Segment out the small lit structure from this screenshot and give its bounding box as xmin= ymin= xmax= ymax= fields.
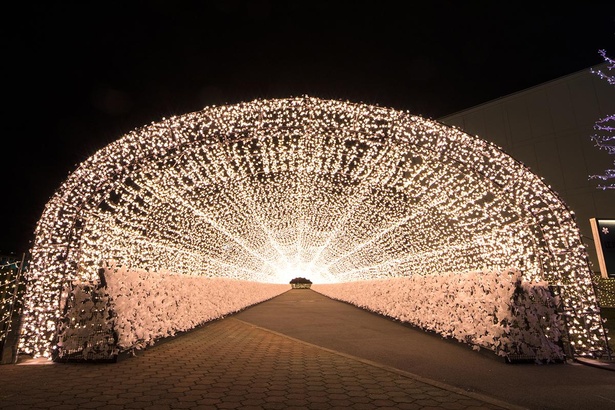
xmin=290 ymin=277 xmax=312 ymax=289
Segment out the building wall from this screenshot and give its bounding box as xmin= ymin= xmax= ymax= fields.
xmin=439 ymin=62 xmax=614 ymax=272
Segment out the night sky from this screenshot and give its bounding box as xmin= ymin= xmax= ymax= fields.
xmin=3 ymin=1 xmax=615 ymax=255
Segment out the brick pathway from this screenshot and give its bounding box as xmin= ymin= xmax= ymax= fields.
xmin=0 ymin=317 xmax=518 ymax=409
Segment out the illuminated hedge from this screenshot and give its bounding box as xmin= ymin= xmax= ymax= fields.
xmin=56 ymin=264 xmax=288 ymax=358
xmin=313 ymin=270 xmax=565 ymax=362
xmin=19 ymin=97 xmax=608 ymax=358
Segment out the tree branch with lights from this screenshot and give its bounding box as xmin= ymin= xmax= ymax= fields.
xmin=590 ymin=49 xmax=615 ymax=189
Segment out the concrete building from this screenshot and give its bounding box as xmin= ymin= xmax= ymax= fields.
xmin=439 ymin=62 xmax=615 ymax=275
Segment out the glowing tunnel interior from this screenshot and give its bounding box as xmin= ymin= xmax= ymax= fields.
xmin=21 ymin=97 xmax=603 ymax=357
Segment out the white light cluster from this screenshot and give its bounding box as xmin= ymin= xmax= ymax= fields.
xmin=19 ymin=97 xmax=608 ymax=358
xmin=589 ymin=49 xmax=614 ymax=189
xmin=1 ymin=260 xmax=25 ymax=343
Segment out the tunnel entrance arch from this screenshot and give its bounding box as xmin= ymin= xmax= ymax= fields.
xmin=20 ymin=97 xmax=607 ymax=359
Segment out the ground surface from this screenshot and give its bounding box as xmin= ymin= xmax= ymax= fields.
xmin=1 ymin=289 xmax=614 ymax=409
xmin=235 ymin=290 xmax=615 ymax=410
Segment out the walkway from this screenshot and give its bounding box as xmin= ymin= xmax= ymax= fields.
xmin=0 ymin=289 xmax=613 ymax=409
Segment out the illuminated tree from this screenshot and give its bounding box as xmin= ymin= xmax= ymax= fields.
xmin=590 ymin=49 xmax=615 ymax=190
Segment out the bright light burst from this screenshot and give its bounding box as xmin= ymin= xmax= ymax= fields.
xmin=20 ymin=97 xmax=607 ymax=358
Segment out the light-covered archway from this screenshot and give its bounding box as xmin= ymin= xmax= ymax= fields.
xmin=20 ymin=97 xmax=607 ymax=359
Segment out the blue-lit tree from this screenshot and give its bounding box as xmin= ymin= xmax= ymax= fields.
xmin=590 ymin=49 xmax=615 ymax=190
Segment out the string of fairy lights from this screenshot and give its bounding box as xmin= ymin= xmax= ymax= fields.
xmin=1 ymin=258 xmax=25 ymax=343
xmin=19 ymin=97 xmax=608 ymax=358
xmin=589 ymin=49 xmax=614 ymax=189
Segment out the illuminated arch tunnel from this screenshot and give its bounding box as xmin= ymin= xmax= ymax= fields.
xmin=19 ymin=97 xmax=608 ymax=360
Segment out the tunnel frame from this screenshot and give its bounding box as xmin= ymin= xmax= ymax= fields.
xmin=19 ymin=97 xmax=608 ymax=359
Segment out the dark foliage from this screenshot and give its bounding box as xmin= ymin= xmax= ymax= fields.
xmin=289 ymin=277 xmax=312 ymax=284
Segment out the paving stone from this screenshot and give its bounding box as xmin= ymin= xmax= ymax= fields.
xmin=372 ymin=398 xmax=398 ymax=406
xmin=79 ymin=401 xmax=107 ymax=409
xmin=123 ymin=403 xmax=149 ymax=409
xmin=416 ymin=398 xmax=446 ymax=406
xmin=168 ymin=402 xmax=197 ymax=409
xmin=328 ymin=393 xmax=351 ymax=400
xmin=439 ymin=402 xmax=469 ymax=410
xmin=195 ymin=398 xmax=221 ymax=406
xmin=354 ymin=404 xmax=385 ymax=410
xmin=396 ymin=403 xmax=424 ymax=410
xmin=329 ymin=398 xmax=356 ymax=406
xmin=261 ymin=403 xmax=287 ymax=410
xmin=349 ymin=395 xmax=373 ymax=404
xmin=215 ymin=402 xmax=241 ymax=409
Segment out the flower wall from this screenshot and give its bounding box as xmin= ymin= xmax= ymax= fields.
xmin=312 ymin=269 xmax=565 ymax=361
xmin=57 ymin=264 xmax=289 ymax=358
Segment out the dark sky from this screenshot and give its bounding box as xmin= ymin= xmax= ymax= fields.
xmin=3 ymin=1 xmax=615 ymax=255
